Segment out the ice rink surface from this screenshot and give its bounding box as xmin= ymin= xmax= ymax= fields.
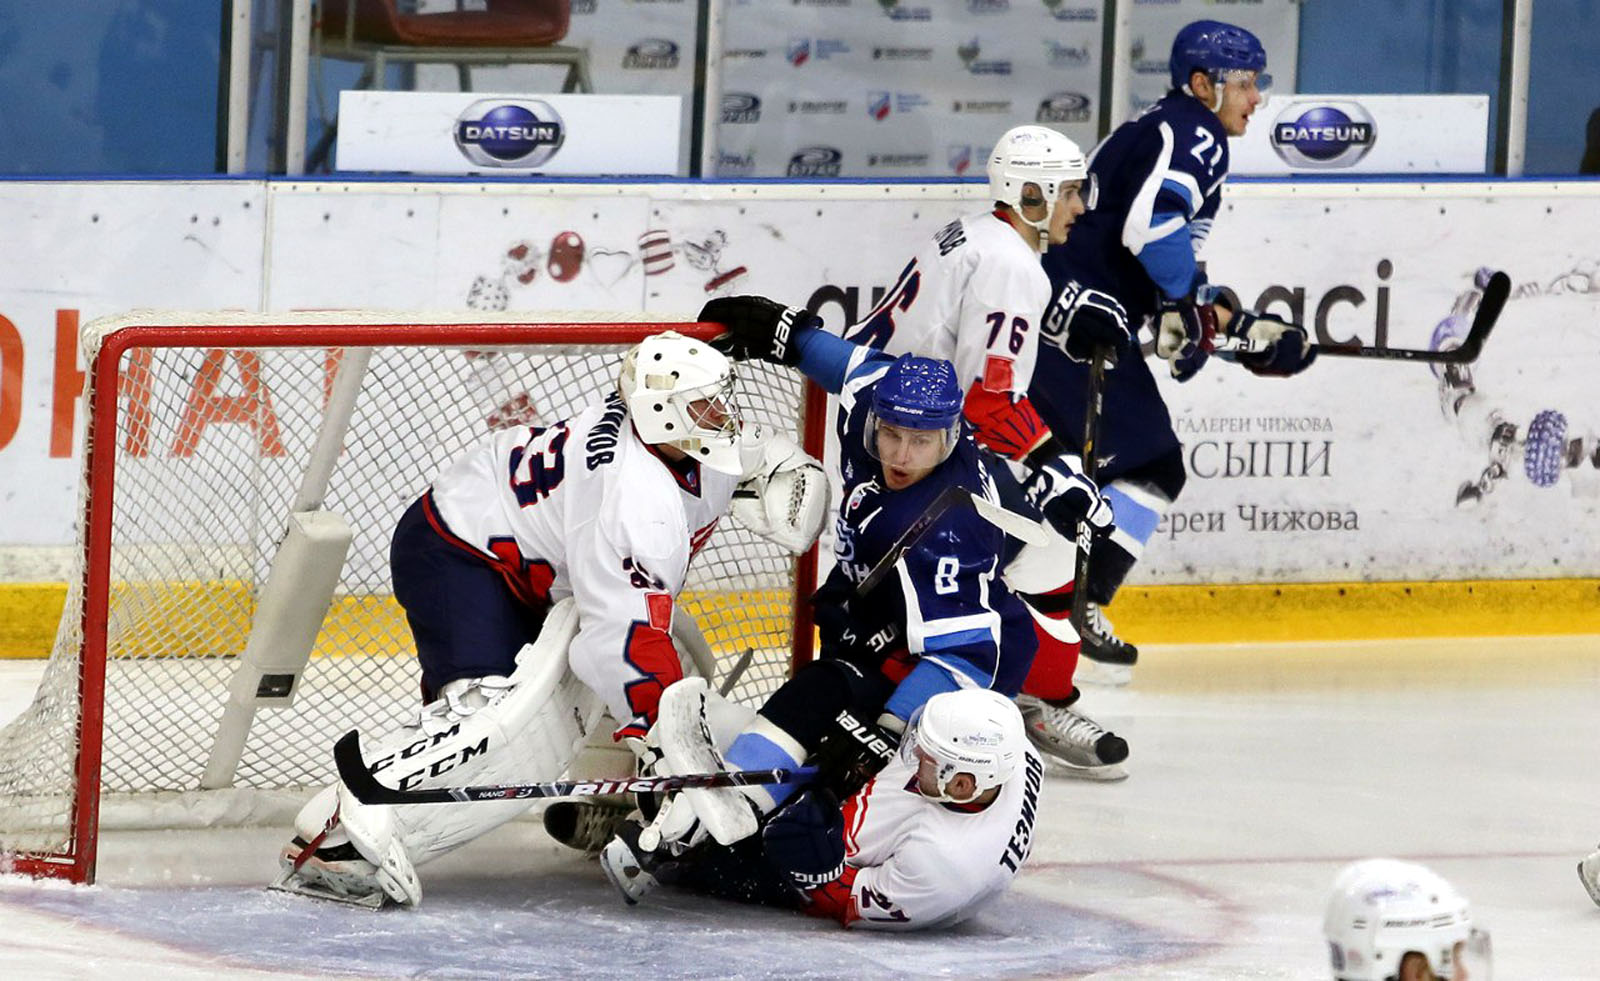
xmin=2 ymin=633 xmax=1598 ymax=980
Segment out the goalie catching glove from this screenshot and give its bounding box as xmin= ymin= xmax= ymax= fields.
xmin=701 ymin=295 xmax=820 ymax=367
xmin=1020 ymin=450 xmax=1114 ymax=539
xmin=732 ymin=424 xmax=827 ymax=554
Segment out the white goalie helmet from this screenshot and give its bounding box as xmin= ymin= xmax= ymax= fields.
xmin=618 ymin=330 xmax=744 ymax=474
xmin=987 ymin=124 xmax=1088 ymax=235
xmin=1324 ymin=859 xmax=1492 ymax=981
xmin=906 ymin=688 xmax=1027 ymax=804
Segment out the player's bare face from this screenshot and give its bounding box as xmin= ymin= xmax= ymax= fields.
xmin=876 ymin=422 xmax=945 ymax=490
xmin=1046 ymin=181 xmax=1085 ymax=245
xmin=914 ymin=746 xmax=977 ymax=801
xmin=1212 ymin=70 xmax=1265 ymax=137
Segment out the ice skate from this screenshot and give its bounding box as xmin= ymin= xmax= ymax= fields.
xmin=270 ymin=835 xmax=389 ymax=909
xmin=543 ymin=799 xmax=636 ymax=855
xmin=1076 ymin=603 xmax=1137 ymax=686
xmin=1015 ymin=694 xmax=1129 ymax=781
xmin=599 ymin=822 xmax=678 ymax=906
xmin=1579 ymin=847 xmax=1600 ymax=907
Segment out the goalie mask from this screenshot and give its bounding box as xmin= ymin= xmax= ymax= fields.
xmin=905 ymin=689 xmax=1026 ymax=805
xmin=1324 ymin=859 xmax=1492 ymax=981
xmin=866 ymin=355 xmax=964 ymax=476
xmin=618 ymin=330 xmax=744 ymax=475
xmin=987 ymin=125 xmax=1087 ymax=241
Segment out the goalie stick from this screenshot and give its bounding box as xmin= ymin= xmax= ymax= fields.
xmin=1216 ymin=270 xmax=1510 ymax=365
xmin=333 ymin=730 xmax=816 ymax=806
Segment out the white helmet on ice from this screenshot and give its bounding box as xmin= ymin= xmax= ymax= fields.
xmin=987 ymin=124 xmax=1087 ymax=237
xmin=1324 ymin=859 xmax=1491 ymax=981
xmin=907 ymin=688 xmax=1027 ymax=804
xmin=618 ymin=330 xmax=743 ymax=474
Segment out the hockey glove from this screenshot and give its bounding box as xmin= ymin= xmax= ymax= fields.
xmin=1047 ymin=280 xmax=1133 ymax=366
xmin=813 ymin=709 xmax=899 ymax=799
xmin=699 ymin=295 xmax=816 ymax=367
xmin=1020 ymin=451 xmax=1114 ymax=540
xmin=761 ymin=789 xmax=846 ymax=894
xmin=1156 ymin=293 xmax=1220 ymax=382
xmin=1227 ymin=311 xmax=1319 ymax=377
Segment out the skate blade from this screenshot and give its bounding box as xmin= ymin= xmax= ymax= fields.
xmin=1579 ymin=860 xmax=1600 ymax=908
xmin=1074 ymin=658 xmax=1133 ymax=688
xmin=1038 ymin=756 xmax=1129 ymax=782
xmin=267 ymin=866 xmax=387 ymax=909
xmin=599 ymin=838 xmax=654 ymax=906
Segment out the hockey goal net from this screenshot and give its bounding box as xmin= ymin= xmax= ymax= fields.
xmin=0 ymin=312 xmax=823 ymax=883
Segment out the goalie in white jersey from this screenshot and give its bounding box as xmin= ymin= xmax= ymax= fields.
xmin=272 ymin=331 xmax=826 ymax=908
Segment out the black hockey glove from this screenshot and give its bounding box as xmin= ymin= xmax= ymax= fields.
xmin=1045 ymin=280 xmax=1132 ymax=366
xmin=699 ymin=295 xmax=816 ymax=367
xmin=761 ymin=788 xmax=846 ymax=895
xmin=813 ymin=573 xmax=905 ymax=670
xmin=813 ymin=709 xmax=899 ymax=799
xmin=1020 ymin=450 xmax=1114 ymax=539
xmin=1227 ymin=311 xmax=1319 ymax=377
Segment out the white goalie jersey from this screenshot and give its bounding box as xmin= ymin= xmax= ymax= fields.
xmin=831 ymin=739 xmax=1046 ymax=930
xmin=843 ymin=210 xmax=1050 ymax=399
xmin=429 ymin=392 xmax=738 ymax=735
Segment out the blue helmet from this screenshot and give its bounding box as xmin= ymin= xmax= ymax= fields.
xmin=1169 ymin=19 xmax=1268 ymax=91
xmin=871 ymin=355 xmax=963 ymax=431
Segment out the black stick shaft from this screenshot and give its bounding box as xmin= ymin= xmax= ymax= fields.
xmin=333 ymin=730 xmax=815 ymax=806
xmin=1070 ymin=347 xmax=1109 ymax=634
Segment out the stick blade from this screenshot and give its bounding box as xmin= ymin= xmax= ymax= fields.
xmin=333 ymin=729 xmax=401 ymax=805
xmin=1457 ymin=269 xmax=1510 ymax=361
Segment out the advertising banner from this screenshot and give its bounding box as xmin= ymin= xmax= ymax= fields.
xmin=0 ymin=180 xmax=1595 ymax=587
xmin=0 ymin=182 xmax=265 ymax=555
xmin=715 ymin=0 xmax=1105 ymax=177
xmin=414 ymin=0 xmax=701 ymax=177
xmin=335 ymin=92 xmax=681 ymax=176
xmin=1230 ymin=94 xmax=1489 ymax=175
xmin=1122 ymin=0 xmax=1299 ymax=124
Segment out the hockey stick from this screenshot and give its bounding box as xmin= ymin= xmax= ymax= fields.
xmin=717 ymin=647 xmax=757 ymax=697
xmin=967 ymin=491 xmax=1053 ymax=547
xmin=854 ymin=483 xmax=967 ymax=596
xmin=1217 ymin=270 xmax=1510 ymax=365
xmin=855 ymin=484 xmax=1051 ymax=599
xmin=1070 ymin=347 xmax=1109 ymax=635
xmin=333 ymin=730 xmax=817 ymax=806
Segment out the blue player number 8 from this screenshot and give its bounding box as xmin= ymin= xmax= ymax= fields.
xmin=934 ymin=556 xmax=960 ymax=595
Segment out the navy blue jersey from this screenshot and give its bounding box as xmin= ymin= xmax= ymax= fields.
xmin=1030 ymin=91 xmax=1230 ymax=477
xmin=796 ymin=336 xmax=1035 ymax=703
xmin=834 ymin=352 xmax=1036 ymax=699
xmin=1044 ymin=90 xmax=1229 ymax=325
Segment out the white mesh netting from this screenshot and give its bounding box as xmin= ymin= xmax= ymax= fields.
xmin=0 ymin=315 xmax=814 ymax=869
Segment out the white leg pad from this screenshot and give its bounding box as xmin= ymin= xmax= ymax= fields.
xmin=385 ymin=598 xmax=605 ymax=865
xmin=285 ymin=597 xmax=609 ymax=904
xmin=336 ymin=782 xmax=423 ymax=907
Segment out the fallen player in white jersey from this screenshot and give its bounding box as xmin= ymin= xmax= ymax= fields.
xmin=270 ymin=331 xmax=825 ymax=908
xmin=606 ymin=684 xmax=1043 ymax=931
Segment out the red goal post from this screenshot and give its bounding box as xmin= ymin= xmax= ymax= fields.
xmin=0 ymin=311 xmax=826 ymax=884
